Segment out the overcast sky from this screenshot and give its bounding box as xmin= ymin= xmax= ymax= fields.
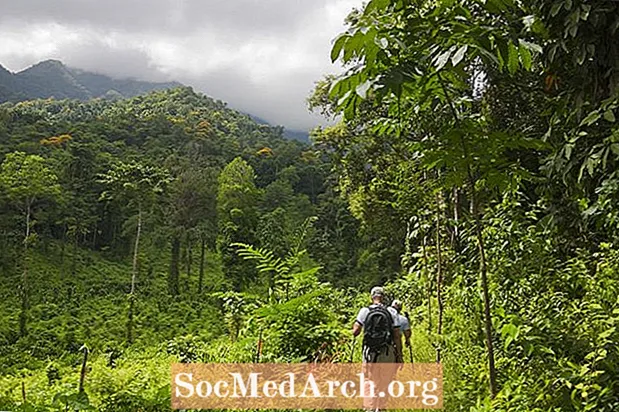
xmin=0 ymin=0 xmax=361 ymax=130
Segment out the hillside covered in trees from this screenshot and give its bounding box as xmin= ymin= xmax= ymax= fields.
xmin=0 ymin=86 xmax=392 ymax=411
xmin=2 ymin=0 xmax=619 ymax=410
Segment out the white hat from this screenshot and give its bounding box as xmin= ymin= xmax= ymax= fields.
xmin=370 ymin=286 xmax=385 ymax=298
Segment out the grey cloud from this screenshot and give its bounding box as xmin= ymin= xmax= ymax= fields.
xmin=0 ymin=0 xmax=359 ymax=130
xmin=0 ymin=0 xmax=331 ymax=36
xmin=62 ymin=44 xmax=170 ymax=82
xmin=183 ymin=64 xmax=326 ymax=128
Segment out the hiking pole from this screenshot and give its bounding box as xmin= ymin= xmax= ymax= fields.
xmin=405 ymin=311 xmax=414 ymax=363
xmin=350 ymin=337 xmax=356 ymax=363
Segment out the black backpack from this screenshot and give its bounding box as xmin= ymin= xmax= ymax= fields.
xmin=363 ymin=305 xmax=394 ymax=352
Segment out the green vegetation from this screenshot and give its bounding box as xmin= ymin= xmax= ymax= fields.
xmin=1 ymin=0 xmax=619 ymax=410
xmin=308 ymin=0 xmax=619 ymax=410
xmin=0 ymin=86 xmax=376 ymax=411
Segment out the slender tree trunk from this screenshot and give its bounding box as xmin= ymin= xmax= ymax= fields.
xmin=435 ymin=198 xmax=444 ymax=363
xmin=452 ymin=188 xmax=460 ymax=249
xmin=71 ymin=230 xmax=78 ymax=275
xmin=19 ymin=200 xmax=31 ymax=337
xmin=131 ymin=208 xmax=142 ymax=295
xmin=91 ymin=222 xmax=97 ymax=249
xmin=439 ymin=71 xmax=499 ymax=394
xmin=255 ymin=328 xmax=263 ymax=362
xmin=198 ymin=236 xmax=206 ymax=294
xmin=127 ymin=206 xmax=142 ymax=343
xmin=169 ymin=236 xmax=180 ymax=296
xmin=60 ymin=224 xmax=66 ymax=268
xmin=475 ymin=215 xmax=497 ymax=397
xmin=422 ymin=234 xmax=432 ymax=335
xmin=186 ymin=236 xmax=192 ymax=291
xmin=469 ymin=183 xmax=498 ymax=398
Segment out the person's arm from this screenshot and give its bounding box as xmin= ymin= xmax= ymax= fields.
xmin=404 ymin=329 xmax=412 ymax=345
xmin=352 ymin=321 xmax=362 ymax=337
xmin=352 ymin=308 xmax=366 ymax=337
xmin=401 ymin=314 xmax=412 ymax=346
xmin=393 ymin=327 xmax=403 ymax=363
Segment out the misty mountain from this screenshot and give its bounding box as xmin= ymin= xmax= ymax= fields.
xmin=0 ymin=59 xmax=182 ymax=103
xmin=0 ymin=59 xmax=309 ymax=141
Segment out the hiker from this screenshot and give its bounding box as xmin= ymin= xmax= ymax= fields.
xmin=352 ymin=286 xmax=403 ymax=364
xmin=353 ymin=286 xmax=402 ymax=411
xmin=391 ymin=300 xmax=411 ymax=350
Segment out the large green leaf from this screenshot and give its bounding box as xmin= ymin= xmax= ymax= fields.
xmin=451 ymin=44 xmax=468 ymax=66
xmin=331 ymin=34 xmax=350 ymax=63
xmin=507 ymin=41 xmax=519 ymax=74
xmin=519 ymin=42 xmax=532 ymax=70
xmin=604 ymin=110 xmax=616 ymax=123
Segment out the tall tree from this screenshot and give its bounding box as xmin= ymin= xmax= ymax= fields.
xmin=0 ymin=151 xmax=61 ymax=336
xmin=217 ymin=157 xmax=260 ymax=290
xmin=165 ymin=165 xmax=218 ymax=296
xmin=99 ymin=161 xmax=171 ymax=343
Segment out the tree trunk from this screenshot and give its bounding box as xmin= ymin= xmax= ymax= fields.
xmin=452 ymin=187 xmax=460 ymax=249
xmin=60 ymin=224 xmax=66 ymax=268
xmin=127 ymin=206 xmax=142 ymax=343
xmin=169 ymin=236 xmax=180 ymax=296
xmin=470 ymin=183 xmax=498 ymax=398
xmin=435 ymin=199 xmax=444 ymax=363
xmin=127 ymin=296 xmax=135 ymax=344
xmin=186 ymin=236 xmax=192 ymax=291
xmin=422 ymin=234 xmax=432 ymax=335
xmin=131 ymin=208 xmax=142 ymax=295
xmin=71 ymin=229 xmax=78 ymax=275
xmin=475 ymin=215 xmax=498 ymax=397
xmin=19 ymin=200 xmax=31 ymax=337
xmin=439 ymin=71 xmax=498 ymax=396
xmin=198 ymin=236 xmax=206 ymax=294
xmin=91 ymin=222 xmax=97 ymax=249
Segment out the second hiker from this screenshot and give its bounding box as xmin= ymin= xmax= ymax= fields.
xmin=391 ymin=299 xmax=412 ymax=361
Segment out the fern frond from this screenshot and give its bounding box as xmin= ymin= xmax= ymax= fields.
xmin=233 ymin=242 xmax=288 ymax=276
xmin=289 ymin=216 xmax=317 ymax=258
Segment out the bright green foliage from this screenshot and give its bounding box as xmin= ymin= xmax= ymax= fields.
xmin=99 ymin=161 xmax=171 ymax=207
xmin=231 ymin=224 xmax=348 ymax=363
xmin=233 ymin=218 xmax=318 ymax=301
xmin=0 ymin=151 xmax=61 ymax=217
xmin=0 ymin=151 xmax=62 ymax=336
xmin=5 ymin=3 xmax=619 ymax=407
xmin=217 ymin=157 xmax=261 ymax=290
xmin=217 ymin=157 xmax=260 ymax=223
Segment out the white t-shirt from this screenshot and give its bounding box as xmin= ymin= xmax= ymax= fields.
xmin=399 ymin=314 xmax=410 ymax=332
xmin=355 ymin=304 xmax=401 ymax=328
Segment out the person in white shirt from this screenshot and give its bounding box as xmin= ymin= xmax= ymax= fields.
xmin=391 ymin=300 xmax=412 ymax=351
xmin=352 ymin=286 xmax=403 ymax=363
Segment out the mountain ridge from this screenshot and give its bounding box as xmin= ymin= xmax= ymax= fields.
xmin=0 ymin=59 xmax=181 ymax=103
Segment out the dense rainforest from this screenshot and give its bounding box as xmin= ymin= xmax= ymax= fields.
xmin=2 ymin=0 xmax=619 ymax=411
